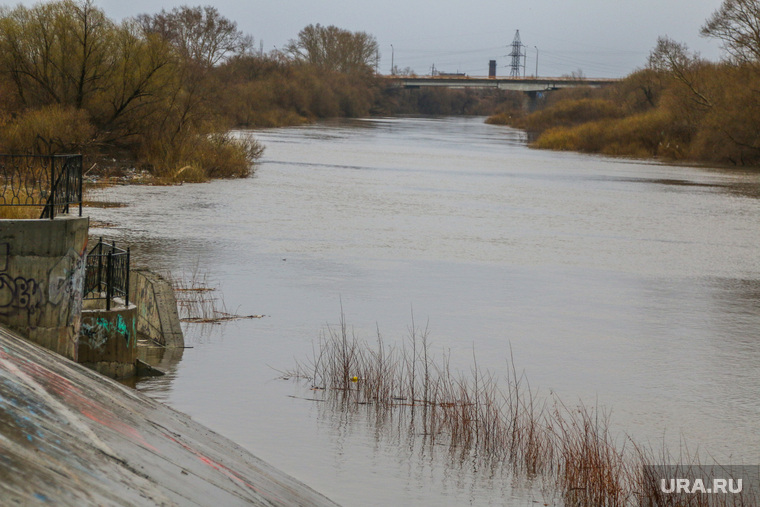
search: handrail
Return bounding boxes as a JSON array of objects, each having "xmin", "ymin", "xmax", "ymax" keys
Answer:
[
  {"xmin": 0, "ymin": 154, "xmax": 83, "ymax": 219},
  {"xmin": 84, "ymin": 238, "xmax": 130, "ymax": 311}
]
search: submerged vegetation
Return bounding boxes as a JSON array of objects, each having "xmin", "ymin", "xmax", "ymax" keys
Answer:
[
  {"xmin": 488, "ymin": 0, "xmax": 760, "ymax": 167},
  {"xmin": 167, "ymin": 267, "xmax": 264, "ymax": 324},
  {"xmin": 290, "ymin": 313, "xmax": 757, "ymax": 506}
]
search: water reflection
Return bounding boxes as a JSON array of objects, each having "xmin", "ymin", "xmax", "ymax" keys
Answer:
[
  {"xmin": 86, "ymin": 116, "xmax": 760, "ymax": 506},
  {"xmin": 307, "ymin": 390, "xmax": 559, "ymax": 506}
]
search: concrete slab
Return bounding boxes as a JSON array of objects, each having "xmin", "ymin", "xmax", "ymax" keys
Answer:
[{"xmin": 0, "ymin": 325, "xmax": 339, "ymax": 506}]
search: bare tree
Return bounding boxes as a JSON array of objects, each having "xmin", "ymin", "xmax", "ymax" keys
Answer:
[
  {"xmin": 648, "ymin": 37, "xmax": 712, "ymax": 109},
  {"xmin": 285, "ymin": 24, "xmax": 379, "ymax": 74},
  {"xmin": 0, "ymin": 0, "xmax": 114, "ymax": 108},
  {"xmin": 137, "ymin": 6, "xmax": 252, "ymax": 68},
  {"xmin": 701, "ymin": 0, "xmax": 760, "ymax": 64}
]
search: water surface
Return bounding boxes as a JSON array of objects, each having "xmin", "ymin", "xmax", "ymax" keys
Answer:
[{"xmin": 89, "ymin": 117, "xmax": 760, "ymax": 506}]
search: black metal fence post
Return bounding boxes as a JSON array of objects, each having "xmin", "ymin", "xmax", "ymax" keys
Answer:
[
  {"xmin": 48, "ymin": 156, "xmax": 55, "ymax": 219},
  {"xmin": 0, "ymin": 154, "xmax": 82, "ymax": 219},
  {"xmin": 106, "ymin": 249, "xmax": 113, "ymax": 311},
  {"xmin": 63, "ymin": 158, "xmax": 70, "ymax": 215},
  {"xmin": 97, "ymin": 237, "xmax": 103, "ymax": 294},
  {"xmin": 84, "ymin": 238, "xmax": 130, "ymax": 310},
  {"xmin": 78, "ymin": 157, "xmax": 83, "ymax": 217},
  {"xmin": 125, "ymin": 247, "xmax": 130, "ymax": 307}
]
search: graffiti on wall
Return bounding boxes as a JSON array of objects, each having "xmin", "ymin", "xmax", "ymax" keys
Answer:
[
  {"xmin": 0, "ymin": 274, "xmax": 44, "ymax": 325},
  {"xmin": 80, "ymin": 318, "xmax": 108, "ymax": 351},
  {"xmin": 48, "ymin": 248, "xmax": 85, "ymax": 324},
  {"xmin": 0, "ymin": 241, "xmax": 44, "ymax": 324},
  {"xmin": 0, "ymin": 242, "xmax": 8, "ymax": 271},
  {"xmin": 0, "ymin": 344, "xmax": 156, "ymax": 453},
  {"xmin": 80, "ymin": 314, "xmax": 131, "ymax": 352},
  {"xmin": 0, "ymin": 243, "xmax": 85, "ymax": 330}
]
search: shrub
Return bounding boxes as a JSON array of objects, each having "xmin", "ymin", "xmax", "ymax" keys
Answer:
[
  {"xmin": 140, "ymin": 130, "xmax": 264, "ymax": 182},
  {"xmin": 0, "ymin": 105, "xmax": 94, "ymax": 154},
  {"xmin": 533, "ymin": 109, "xmax": 683, "ymax": 159},
  {"xmin": 521, "ymin": 98, "xmax": 625, "ymax": 135},
  {"xmin": 200, "ymin": 132, "xmax": 264, "ymax": 179},
  {"xmin": 485, "ymin": 112, "xmax": 515, "ymax": 125}
]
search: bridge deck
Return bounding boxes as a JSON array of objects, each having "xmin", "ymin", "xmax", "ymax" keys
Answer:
[{"xmin": 382, "ymin": 75, "xmax": 619, "ymax": 92}]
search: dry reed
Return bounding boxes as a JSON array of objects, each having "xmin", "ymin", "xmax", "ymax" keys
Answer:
[
  {"xmin": 290, "ymin": 311, "xmax": 755, "ymax": 506},
  {"xmin": 166, "ymin": 267, "xmax": 264, "ymax": 324}
]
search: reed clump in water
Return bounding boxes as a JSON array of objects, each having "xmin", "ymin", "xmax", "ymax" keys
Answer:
[
  {"xmin": 166, "ymin": 267, "xmax": 264, "ymax": 324},
  {"xmin": 291, "ymin": 313, "xmax": 754, "ymax": 506}
]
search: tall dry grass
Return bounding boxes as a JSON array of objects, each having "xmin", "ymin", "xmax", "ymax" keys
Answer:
[
  {"xmin": 532, "ymin": 109, "xmax": 688, "ymax": 159},
  {"xmin": 0, "ymin": 186, "xmax": 42, "ymax": 219},
  {"xmin": 290, "ymin": 313, "xmax": 754, "ymax": 506},
  {"xmin": 0, "ymin": 205, "xmax": 39, "ymax": 219},
  {"xmin": 166, "ymin": 267, "xmax": 264, "ymax": 324}
]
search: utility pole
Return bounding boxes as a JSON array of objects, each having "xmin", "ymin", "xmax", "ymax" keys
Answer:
[
  {"xmin": 390, "ymin": 44, "xmax": 394, "ymax": 75},
  {"xmin": 534, "ymin": 46, "xmax": 539, "ymax": 77},
  {"xmin": 508, "ymin": 30, "xmax": 524, "ymax": 78}
]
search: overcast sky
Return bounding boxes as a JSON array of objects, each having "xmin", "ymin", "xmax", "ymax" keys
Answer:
[{"xmin": 7, "ymin": 0, "xmax": 729, "ymax": 77}]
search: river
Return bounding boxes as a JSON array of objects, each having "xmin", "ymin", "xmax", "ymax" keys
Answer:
[{"xmin": 87, "ymin": 116, "xmax": 760, "ymax": 506}]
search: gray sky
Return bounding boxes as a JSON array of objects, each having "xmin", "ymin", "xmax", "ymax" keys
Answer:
[{"xmin": 10, "ymin": 0, "xmax": 729, "ymax": 77}]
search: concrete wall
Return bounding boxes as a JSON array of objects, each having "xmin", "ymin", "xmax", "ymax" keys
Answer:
[
  {"xmin": 0, "ymin": 217, "xmax": 89, "ymax": 360},
  {"xmin": 78, "ymin": 303, "xmax": 137, "ymax": 379},
  {"xmin": 0, "ymin": 323, "xmax": 339, "ymax": 506},
  {"xmin": 130, "ymin": 269, "xmax": 184, "ymax": 347}
]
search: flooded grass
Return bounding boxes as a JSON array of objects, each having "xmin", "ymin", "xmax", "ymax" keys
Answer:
[
  {"xmin": 82, "ymin": 200, "xmax": 127, "ymax": 209},
  {"xmin": 167, "ymin": 267, "xmax": 265, "ymax": 324},
  {"xmin": 289, "ymin": 312, "xmax": 755, "ymax": 506}
]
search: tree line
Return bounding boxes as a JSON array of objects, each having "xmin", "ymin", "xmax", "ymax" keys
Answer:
[
  {"xmin": 6, "ymin": 0, "xmax": 748, "ymax": 178},
  {"xmin": 488, "ymin": 0, "xmax": 760, "ymax": 167},
  {"xmin": 0, "ymin": 0, "xmax": 528, "ymax": 181},
  {"xmin": 0, "ymin": 1, "xmax": 394, "ymax": 180}
]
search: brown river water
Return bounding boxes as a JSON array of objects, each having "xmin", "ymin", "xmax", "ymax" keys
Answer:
[{"xmin": 87, "ymin": 116, "xmax": 760, "ymax": 506}]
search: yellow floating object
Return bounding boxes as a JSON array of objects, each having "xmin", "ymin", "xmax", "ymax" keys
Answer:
[{"xmin": 351, "ymin": 376, "xmax": 359, "ymax": 382}]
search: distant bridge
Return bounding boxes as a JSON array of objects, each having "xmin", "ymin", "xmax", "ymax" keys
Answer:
[{"xmin": 383, "ymin": 75, "xmax": 619, "ymax": 92}]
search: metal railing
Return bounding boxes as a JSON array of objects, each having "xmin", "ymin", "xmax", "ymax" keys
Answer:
[
  {"xmin": 0, "ymin": 154, "xmax": 83, "ymax": 219},
  {"xmin": 84, "ymin": 238, "xmax": 130, "ymax": 311}
]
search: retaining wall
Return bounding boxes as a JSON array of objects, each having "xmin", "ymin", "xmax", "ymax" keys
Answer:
[
  {"xmin": 78, "ymin": 302, "xmax": 137, "ymax": 379},
  {"xmin": 0, "ymin": 323, "xmax": 339, "ymax": 506},
  {"xmin": 0, "ymin": 217, "xmax": 89, "ymax": 360},
  {"xmin": 130, "ymin": 269, "xmax": 184, "ymax": 347}
]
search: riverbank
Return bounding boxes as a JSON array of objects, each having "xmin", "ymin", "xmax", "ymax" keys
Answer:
[
  {"xmin": 83, "ymin": 117, "xmax": 760, "ymax": 505},
  {"xmin": 0, "ymin": 323, "xmax": 338, "ymax": 506},
  {"xmin": 486, "ymin": 64, "xmax": 760, "ymax": 168}
]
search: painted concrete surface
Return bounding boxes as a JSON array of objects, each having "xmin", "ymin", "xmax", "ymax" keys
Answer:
[
  {"xmin": 0, "ymin": 217, "xmax": 89, "ymax": 360},
  {"xmin": 0, "ymin": 324, "xmax": 339, "ymax": 506},
  {"xmin": 130, "ymin": 269, "xmax": 184, "ymax": 348},
  {"xmin": 78, "ymin": 304, "xmax": 138, "ymax": 379}
]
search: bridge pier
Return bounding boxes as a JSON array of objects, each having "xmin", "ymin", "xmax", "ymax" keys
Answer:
[{"xmin": 526, "ymin": 91, "xmax": 545, "ymax": 112}]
